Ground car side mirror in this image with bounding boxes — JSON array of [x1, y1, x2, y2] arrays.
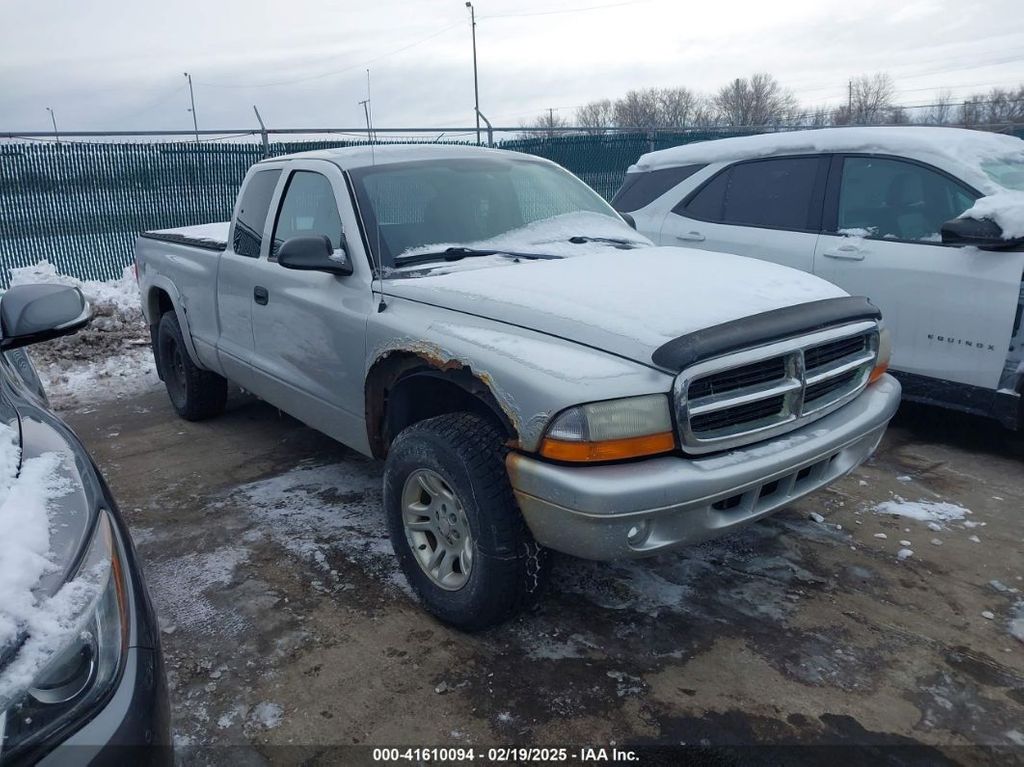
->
[[0, 284, 91, 351], [278, 234, 354, 276], [620, 212, 637, 230], [941, 217, 1024, 251]]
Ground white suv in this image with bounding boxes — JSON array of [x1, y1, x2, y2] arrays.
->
[[618, 127, 1024, 429]]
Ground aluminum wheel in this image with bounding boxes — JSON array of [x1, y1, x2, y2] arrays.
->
[[401, 468, 474, 591]]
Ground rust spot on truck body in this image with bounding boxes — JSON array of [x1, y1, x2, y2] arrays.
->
[[366, 345, 523, 457]]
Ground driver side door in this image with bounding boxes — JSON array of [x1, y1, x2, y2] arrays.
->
[[247, 161, 373, 450]]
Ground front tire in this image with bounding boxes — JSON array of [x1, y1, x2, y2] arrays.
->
[[156, 311, 227, 421], [384, 412, 550, 630]]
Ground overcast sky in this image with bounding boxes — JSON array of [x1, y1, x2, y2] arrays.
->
[[1, 0, 1022, 137]]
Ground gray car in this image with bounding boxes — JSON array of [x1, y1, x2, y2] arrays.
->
[[0, 285, 170, 765]]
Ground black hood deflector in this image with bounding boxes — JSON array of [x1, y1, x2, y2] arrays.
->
[[651, 296, 881, 372]]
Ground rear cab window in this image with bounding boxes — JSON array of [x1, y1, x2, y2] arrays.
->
[[233, 169, 282, 257], [674, 156, 828, 231], [611, 164, 705, 212]]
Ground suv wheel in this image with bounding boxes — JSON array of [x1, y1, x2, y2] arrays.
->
[[383, 412, 550, 630]]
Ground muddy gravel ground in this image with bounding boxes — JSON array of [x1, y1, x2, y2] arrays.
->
[[59, 385, 1024, 765]]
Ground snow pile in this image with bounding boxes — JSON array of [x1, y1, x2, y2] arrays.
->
[[630, 127, 1024, 195], [872, 499, 969, 527], [959, 192, 1024, 239], [0, 421, 90, 705], [7, 261, 158, 409]]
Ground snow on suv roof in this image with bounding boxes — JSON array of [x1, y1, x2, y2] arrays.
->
[[262, 143, 547, 171], [631, 127, 1024, 194]]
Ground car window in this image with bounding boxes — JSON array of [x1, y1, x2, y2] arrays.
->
[[835, 157, 978, 242], [675, 157, 823, 230], [611, 164, 706, 212], [271, 171, 343, 260], [233, 169, 281, 257]]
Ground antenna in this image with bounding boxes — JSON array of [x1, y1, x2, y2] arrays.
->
[[360, 68, 386, 313]]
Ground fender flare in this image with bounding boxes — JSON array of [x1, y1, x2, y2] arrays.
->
[[143, 276, 206, 370]]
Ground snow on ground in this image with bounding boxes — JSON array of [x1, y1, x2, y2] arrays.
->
[[1011, 602, 1024, 645], [0, 422, 93, 705], [872, 498, 970, 527], [8, 261, 159, 410]]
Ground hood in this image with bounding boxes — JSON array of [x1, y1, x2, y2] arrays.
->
[[383, 246, 849, 367]]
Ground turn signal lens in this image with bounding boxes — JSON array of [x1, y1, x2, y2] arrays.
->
[[869, 326, 892, 384], [541, 431, 676, 462]]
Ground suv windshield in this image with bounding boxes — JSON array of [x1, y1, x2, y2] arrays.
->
[[981, 157, 1024, 192], [347, 156, 625, 269]]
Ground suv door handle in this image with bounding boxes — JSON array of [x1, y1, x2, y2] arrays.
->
[[822, 244, 865, 261], [675, 231, 705, 242], [254, 286, 269, 305]]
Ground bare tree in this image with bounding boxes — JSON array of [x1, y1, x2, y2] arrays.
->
[[922, 89, 955, 125], [613, 89, 662, 130], [843, 72, 895, 125], [575, 99, 615, 134], [521, 109, 571, 138], [713, 73, 797, 127], [654, 87, 705, 129]]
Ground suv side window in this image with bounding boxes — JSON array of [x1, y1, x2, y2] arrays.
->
[[271, 171, 343, 260], [835, 156, 978, 242], [233, 169, 281, 257], [611, 164, 706, 213], [676, 157, 824, 231]]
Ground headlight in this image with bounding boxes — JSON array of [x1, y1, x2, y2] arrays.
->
[[540, 393, 676, 462], [0, 511, 128, 761], [869, 326, 892, 384]]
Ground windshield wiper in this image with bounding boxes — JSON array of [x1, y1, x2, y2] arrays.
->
[[393, 247, 560, 268], [567, 235, 641, 248]]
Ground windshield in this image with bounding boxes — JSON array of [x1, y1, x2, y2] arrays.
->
[[348, 156, 626, 269], [982, 157, 1024, 192]]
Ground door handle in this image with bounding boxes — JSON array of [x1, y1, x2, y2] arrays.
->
[[675, 231, 705, 242], [254, 286, 269, 305], [822, 244, 865, 261]]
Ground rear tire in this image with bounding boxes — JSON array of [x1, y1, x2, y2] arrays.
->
[[157, 311, 227, 421], [384, 412, 550, 630]]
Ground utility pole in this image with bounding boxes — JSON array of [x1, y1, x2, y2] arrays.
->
[[466, 2, 480, 145], [183, 72, 199, 143], [45, 107, 59, 145], [360, 69, 375, 144]]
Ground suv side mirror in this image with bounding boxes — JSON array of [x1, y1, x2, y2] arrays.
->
[[0, 284, 91, 351], [941, 216, 1024, 251], [278, 235, 353, 276]]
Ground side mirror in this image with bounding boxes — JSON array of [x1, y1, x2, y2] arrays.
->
[[278, 235, 353, 276], [620, 212, 637, 230], [0, 284, 91, 351], [941, 217, 1024, 251]]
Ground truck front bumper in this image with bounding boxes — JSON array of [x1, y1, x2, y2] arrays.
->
[[507, 374, 901, 561]]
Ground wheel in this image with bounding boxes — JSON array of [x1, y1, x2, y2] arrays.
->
[[156, 311, 227, 421], [383, 412, 550, 630]]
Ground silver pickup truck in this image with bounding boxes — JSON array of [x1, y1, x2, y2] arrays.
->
[[135, 144, 901, 629]]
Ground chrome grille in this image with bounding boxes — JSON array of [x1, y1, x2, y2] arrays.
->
[[675, 321, 879, 454]]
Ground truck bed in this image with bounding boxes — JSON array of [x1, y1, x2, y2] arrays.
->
[[140, 222, 230, 252]]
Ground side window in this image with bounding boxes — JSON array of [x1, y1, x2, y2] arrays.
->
[[836, 157, 979, 242], [611, 164, 706, 213], [271, 171, 343, 260], [675, 157, 823, 230], [233, 169, 281, 257]]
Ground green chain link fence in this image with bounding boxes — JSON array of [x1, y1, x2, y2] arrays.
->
[[0, 131, 755, 286], [3, 126, 1020, 286]]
